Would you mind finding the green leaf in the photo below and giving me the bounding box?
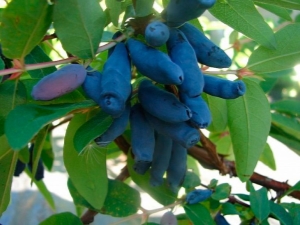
[39,212,83,225]
[247,24,300,74]
[270,125,300,156]
[24,46,57,79]
[64,113,108,210]
[209,0,276,49]
[283,181,300,197]
[187,155,200,177]
[202,93,227,133]
[259,77,278,93]
[31,126,48,182]
[0,150,18,216]
[209,131,233,156]
[5,100,95,150]
[253,0,300,10]
[184,204,215,225]
[222,202,240,215]
[272,112,300,138]
[25,168,55,210]
[73,110,113,153]
[212,183,231,201]
[127,151,177,206]
[135,0,154,17]
[0,135,12,159]
[0,0,53,59]
[254,2,292,21]
[248,181,270,222]
[271,99,300,117]
[269,201,293,225]
[259,143,276,170]
[227,78,271,182]
[0,58,4,70]
[100,179,141,217]
[182,171,201,190]
[53,0,106,59]
[281,203,300,224]
[40,133,54,171]
[105,0,123,26]
[0,80,27,136]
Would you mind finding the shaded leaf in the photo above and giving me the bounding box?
[272,112,300,138]
[184,204,215,225]
[269,201,293,225]
[25,46,57,79]
[182,171,201,190]
[209,0,276,49]
[0,0,53,59]
[280,203,300,224]
[0,80,27,136]
[73,110,113,153]
[259,143,276,170]
[40,212,83,225]
[0,150,18,216]
[64,113,108,210]
[53,0,106,59]
[254,2,292,21]
[105,0,123,26]
[227,78,271,182]
[253,0,300,10]
[283,181,300,197]
[222,202,240,215]
[5,100,95,150]
[40,133,54,171]
[212,183,231,201]
[271,99,300,117]
[135,0,154,17]
[247,24,300,73]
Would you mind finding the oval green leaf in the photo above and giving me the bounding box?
[227,78,271,182]
[184,204,215,225]
[0,0,53,59]
[40,212,83,225]
[271,99,300,117]
[73,110,113,153]
[64,113,108,210]
[254,2,292,21]
[259,143,276,171]
[5,100,95,150]
[53,0,106,59]
[253,0,300,10]
[270,201,293,225]
[272,113,300,138]
[247,24,300,74]
[212,183,231,201]
[209,0,276,49]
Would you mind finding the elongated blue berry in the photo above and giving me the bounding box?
[186,189,213,204]
[28,145,44,181]
[130,104,155,174]
[144,111,200,149]
[94,103,130,146]
[167,142,187,193]
[82,67,102,102]
[145,21,170,47]
[99,43,132,117]
[167,28,204,97]
[203,75,246,99]
[138,79,192,123]
[180,93,211,128]
[179,23,232,68]
[126,38,184,85]
[162,0,216,27]
[150,133,173,187]
[160,211,178,225]
[31,64,87,100]
[14,159,26,177]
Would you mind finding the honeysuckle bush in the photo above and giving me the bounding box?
[0,0,300,224]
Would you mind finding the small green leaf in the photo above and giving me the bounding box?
[105,0,123,26]
[184,204,215,225]
[135,0,154,17]
[53,0,106,59]
[253,0,300,10]
[227,78,271,182]
[0,80,27,136]
[222,202,240,215]
[64,113,108,210]
[73,110,113,153]
[247,24,300,74]
[272,113,300,138]
[40,133,54,171]
[209,0,276,49]
[248,181,270,222]
[271,99,300,117]
[269,201,293,225]
[254,2,292,21]
[202,93,227,133]
[283,181,300,197]
[24,46,57,79]
[187,155,200,177]
[259,143,276,170]
[39,212,83,225]
[0,135,12,159]
[127,151,177,206]
[0,58,4,70]
[0,0,53,59]
[5,100,95,150]
[0,150,18,216]
[212,183,231,201]
[100,179,141,217]
[182,171,201,190]
[280,203,300,224]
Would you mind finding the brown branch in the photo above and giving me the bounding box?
[81,210,98,225]
[187,145,300,200]
[116,165,130,181]
[114,135,131,155]
[42,33,57,42]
